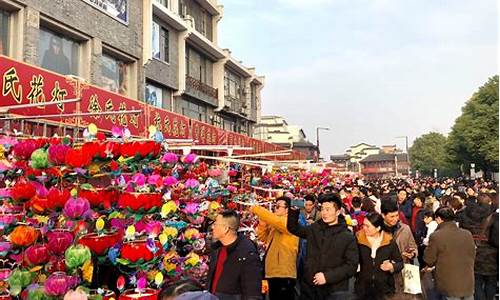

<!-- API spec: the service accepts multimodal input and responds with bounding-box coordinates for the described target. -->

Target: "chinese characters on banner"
[191,120,219,145]
[0,56,306,160]
[80,84,146,137]
[148,106,190,139]
[0,55,78,124]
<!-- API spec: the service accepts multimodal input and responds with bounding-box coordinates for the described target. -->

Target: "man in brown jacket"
[424,207,476,300]
[381,199,419,300]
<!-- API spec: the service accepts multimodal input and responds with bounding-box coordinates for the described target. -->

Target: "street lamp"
[396,135,410,176]
[316,126,330,161]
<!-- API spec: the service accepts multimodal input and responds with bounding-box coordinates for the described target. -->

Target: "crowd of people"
[159,177,499,300]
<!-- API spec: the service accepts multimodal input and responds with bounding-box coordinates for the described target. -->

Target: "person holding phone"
[250,196,299,300]
[355,212,403,300]
[287,192,358,300]
[381,199,419,299]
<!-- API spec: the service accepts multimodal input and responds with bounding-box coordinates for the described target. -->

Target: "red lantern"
[78,231,122,256]
[47,188,71,211]
[10,180,36,202]
[79,189,118,210]
[119,289,159,300]
[24,244,50,266]
[46,256,66,273]
[118,193,162,212]
[65,148,91,168]
[47,229,74,256]
[27,196,49,214]
[120,240,162,263]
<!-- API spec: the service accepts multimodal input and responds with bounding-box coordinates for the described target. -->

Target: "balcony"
[223,96,250,117]
[185,75,218,105]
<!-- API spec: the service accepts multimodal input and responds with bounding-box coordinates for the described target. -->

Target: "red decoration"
[65,148,91,168]
[120,141,161,159]
[46,229,74,256]
[46,188,71,210]
[120,240,162,263]
[119,289,159,300]
[79,189,118,210]
[10,180,36,202]
[26,195,49,214]
[78,231,122,256]
[24,244,50,266]
[118,193,162,212]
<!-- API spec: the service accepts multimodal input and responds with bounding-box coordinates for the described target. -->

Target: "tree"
[409,132,456,176]
[447,75,499,175]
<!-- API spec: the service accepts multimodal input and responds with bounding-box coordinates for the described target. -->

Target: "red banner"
[0,55,78,124]
[190,120,219,145]
[79,84,146,137]
[148,106,190,139]
[0,56,307,159]
[227,132,249,148]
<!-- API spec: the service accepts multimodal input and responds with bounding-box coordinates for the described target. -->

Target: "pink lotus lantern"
[47,230,74,256]
[0,268,12,281]
[63,197,90,219]
[160,152,178,164]
[44,272,80,297]
[24,244,50,266]
[48,144,71,165]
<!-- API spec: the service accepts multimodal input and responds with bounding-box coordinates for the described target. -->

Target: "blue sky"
[217,0,498,156]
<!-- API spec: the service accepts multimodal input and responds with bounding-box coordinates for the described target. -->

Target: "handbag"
[402,263,422,294]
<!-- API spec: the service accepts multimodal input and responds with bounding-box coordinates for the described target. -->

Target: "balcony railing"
[186,75,218,99]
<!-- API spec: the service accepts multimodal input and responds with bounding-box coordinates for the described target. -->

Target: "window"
[39,27,80,75]
[155,0,168,8]
[180,99,207,122]
[152,21,169,62]
[223,118,235,132]
[145,82,172,110]
[186,47,209,84]
[101,54,128,95]
[224,70,242,100]
[250,83,257,110]
[178,0,186,17]
[0,10,9,55]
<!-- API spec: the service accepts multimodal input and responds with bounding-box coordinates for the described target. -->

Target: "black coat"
[287,209,359,296]
[414,208,427,245]
[355,231,403,299]
[207,235,262,300]
[459,204,498,275]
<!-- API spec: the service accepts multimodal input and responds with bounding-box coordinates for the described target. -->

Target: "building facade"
[0,0,263,136]
[330,154,350,172]
[253,116,318,160]
[359,153,410,179]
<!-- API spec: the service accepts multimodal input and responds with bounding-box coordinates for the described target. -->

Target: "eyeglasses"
[212,223,227,227]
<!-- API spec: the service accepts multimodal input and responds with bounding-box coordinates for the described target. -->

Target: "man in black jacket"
[207,209,262,300]
[287,192,359,300]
